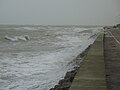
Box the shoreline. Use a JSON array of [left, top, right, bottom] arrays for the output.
[[50, 45, 91, 90]]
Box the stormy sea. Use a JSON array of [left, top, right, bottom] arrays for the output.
[[0, 25, 102, 90]]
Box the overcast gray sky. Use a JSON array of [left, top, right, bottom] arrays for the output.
[[0, 0, 120, 25]]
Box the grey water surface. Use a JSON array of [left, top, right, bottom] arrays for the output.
[[0, 25, 101, 90]]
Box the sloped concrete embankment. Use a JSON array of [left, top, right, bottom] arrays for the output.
[[69, 33, 107, 90]]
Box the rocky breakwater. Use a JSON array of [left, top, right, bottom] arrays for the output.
[[50, 46, 91, 90]]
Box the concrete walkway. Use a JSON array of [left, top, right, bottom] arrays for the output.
[[69, 33, 107, 90], [104, 29, 120, 90]]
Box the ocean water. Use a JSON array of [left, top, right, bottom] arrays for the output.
[[0, 25, 102, 90]]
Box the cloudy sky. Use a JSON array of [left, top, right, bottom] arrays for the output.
[[0, 0, 120, 25]]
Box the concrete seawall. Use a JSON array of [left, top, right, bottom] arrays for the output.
[[104, 29, 120, 90], [69, 33, 107, 90]]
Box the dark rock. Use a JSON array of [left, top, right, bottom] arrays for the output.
[[54, 85, 62, 90], [50, 88, 54, 90], [59, 79, 67, 85]]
